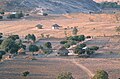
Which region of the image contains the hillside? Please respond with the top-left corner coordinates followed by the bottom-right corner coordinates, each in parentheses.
top-left (94, 0), bottom-right (120, 3)
top-left (0, 0), bottom-right (100, 14)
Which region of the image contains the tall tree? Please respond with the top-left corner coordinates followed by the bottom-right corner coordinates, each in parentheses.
top-left (72, 27), bottom-right (78, 36)
top-left (29, 45), bottom-right (39, 55)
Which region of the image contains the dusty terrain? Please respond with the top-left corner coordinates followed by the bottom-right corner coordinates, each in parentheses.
top-left (0, 13), bottom-right (120, 79)
top-left (0, 56), bottom-right (119, 79)
top-left (0, 13), bottom-right (119, 38)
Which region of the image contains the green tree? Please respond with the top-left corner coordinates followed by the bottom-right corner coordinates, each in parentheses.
top-left (29, 45), bottom-right (39, 55)
top-left (25, 34), bottom-right (36, 43)
top-left (0, 38), bottom-right (19, 54)
top-left (0, 16), bottom-right (3, 19)
top-left (44, 42), bottom-right (52, 49)
top-left (57, 72), bottom-right (74, 79)
top-left (0, 11), bottom-right (4, 15)
top-left (31, 34), bottom-right (36, 42)
top-left (7, 14), bottom-right (16, 19)
top-left (74, 47), bottom-right (85, 55)
top-left (92, 70), bottom-right (109, 79)
top-left (8, 35), bottom-right (19, 40)
top-left (0, 54), bottom-right (3, 61)
top-left (25, 34), bottom-right (31, 42)
top-left (72, 27), bottom-right (78, 36)
top-left (22, 71), bottom-right (30, 77)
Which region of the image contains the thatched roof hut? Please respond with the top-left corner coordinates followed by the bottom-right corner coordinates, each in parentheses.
top-left (57, 46), bottom-right (69, 56)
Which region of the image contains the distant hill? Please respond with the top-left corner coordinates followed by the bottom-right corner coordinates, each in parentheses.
top-left (94, 0), bottom-right (120, 3)
top-left (0, 0), bottom-right (100, 14)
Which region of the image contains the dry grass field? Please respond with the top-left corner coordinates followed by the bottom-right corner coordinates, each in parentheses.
top-left (0, 56), bottom-right (119, 79)
top-left (0, 57), bottom-right (89, 79)
top-left (75, 58), bottom-right (120, 79)
top-left (0, 13), bottom-right (120, 79)
top-left (0, 13), bottom-right (120, 38)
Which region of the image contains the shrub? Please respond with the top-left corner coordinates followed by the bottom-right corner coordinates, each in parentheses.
top-left (90, 46), bottom-right (99, 51)
top-left (43, 13), bottom-right (48, 16)
top-left (79, 43), bottom-right (86, 48)
top-left (22, 71), bottom-right (30, 77)
top-left (57, 72), bottom-right (74, 79)
top-left (8, 35), bottom-right (19, 40)
top-left (67, 35), bottom-right (85, 42)
top-left (78, 35), bottom-right (85, 41)
top-left (92, 70), bottom-right (109, 79)
top-left (64, 43), bottom-right (70, 48)
top-left (74, 46), bottom-right (85, 55)
top-left (1, 38), bottom-right (19, 54)
top-left (0, 51), bottom-right (6, 56)
top-left (72, 27), bottom-right (78, 36)
top-left (86, 36), bottom-right (91, 39)
top-left (0, 16), bottom-right (3, 19)
top-left (60, 41), bottom-right (68, 44)
top-left (44, 42), bottom-right (52, 49)
top-left (68, 40), bottom-right (77, 45)
top-left (29, 45), bottom-right (39, 55)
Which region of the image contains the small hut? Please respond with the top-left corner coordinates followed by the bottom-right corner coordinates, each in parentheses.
top-left (52, 24), bottom-right (61, 29)
top-left (18, 48), bottom-right (26, 55)
top-left (57, 46), bottom-right (69, 56)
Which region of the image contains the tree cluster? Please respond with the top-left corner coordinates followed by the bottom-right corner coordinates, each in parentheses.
top-left (25, 34), bottom-right (36, 43)
top-left (7, 11), bottom-right (24, 19)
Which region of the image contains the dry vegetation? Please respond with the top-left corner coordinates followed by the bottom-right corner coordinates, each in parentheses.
top-left (0, 13), bottom-right (120, 38)
top-left (0, 13), bottom-right (120, 79)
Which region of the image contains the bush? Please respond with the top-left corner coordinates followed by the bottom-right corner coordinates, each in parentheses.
top-left (90, 46), bottom-right (99, 51)
top-left (43, 13), bottom-right (48, 16)
top-left (67, 35), bottom-right (85, 42)
top-left (60, 41), bottom-right (68, 44)
top-left (78, 35), bottom-right (85, 41)
top-left (57, 72), bottom-right (74, 79)
top-left (7, 12), bottom-right (24, 19)
top-left (8, 35), bottom-right (19, 40)
top-left (64, 43), bottom-right (70, 48)
top-left (79, 43), bottom-right (86, 48)
top-left (44, 42), bottom-right (52, 49)
top-left (92, 70), bottom-right (109, 79)
top-left (86, 36), bottom-right (91, 39)
top-left (22, 71), bottom-right (30, 77)
top-left (7, 14), bottom-right (16, 19)
top-left (68, 40), bottom-right (77, 45)
top-left (74, 48), bottom-right (85, 55)
top-left (0, 16), bottom-right (3, 19)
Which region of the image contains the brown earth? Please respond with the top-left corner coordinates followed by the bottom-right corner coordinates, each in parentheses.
top-left (0, 13), bottom-right (120, 39)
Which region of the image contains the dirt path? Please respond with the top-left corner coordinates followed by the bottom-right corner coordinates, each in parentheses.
top-left (55, 58), bottom-right (94, 79)
top-left (72, 58), bottom-right (94, 78)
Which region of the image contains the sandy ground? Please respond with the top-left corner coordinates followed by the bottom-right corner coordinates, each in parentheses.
top-left (0, 13), bottom-right (120, 38)
top-left (75, 58), bottom-right (120, 79)
top-left (0, 57), bottom-right (89, 79)
top-left (0, 56), bottom-right (119, 79)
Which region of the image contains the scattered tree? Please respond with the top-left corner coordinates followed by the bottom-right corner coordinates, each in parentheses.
top-left (31, 34), bottom-right (36, 42)
top-left (60, 41), bottom-right (68, 44)
top-left (29, 45), bottom-right (39, 55)
top-left (0, 38), bottom-right (19, 54)
top-left (0, 16), bottom-right (3, 19)
top-left (44, 42), bottom-right (52, 49)
top-left (72, 27), bottom-right (78, 36)
top-left (22, 71), bottom-right (30, 77)
top-left (92, 70), bottom-right (109, 79)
